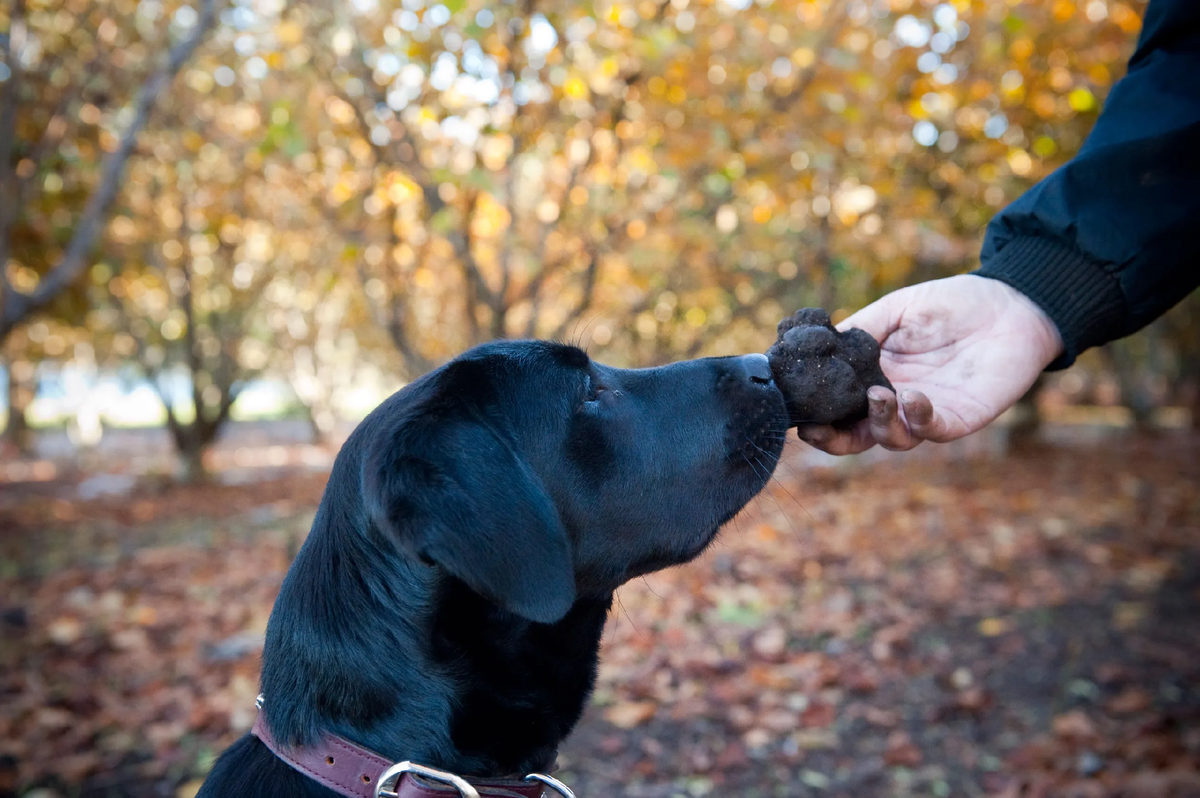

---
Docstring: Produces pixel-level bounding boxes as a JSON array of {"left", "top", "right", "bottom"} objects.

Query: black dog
[{"left": 199, "top": 341, "right": 787, "bottom": 796}]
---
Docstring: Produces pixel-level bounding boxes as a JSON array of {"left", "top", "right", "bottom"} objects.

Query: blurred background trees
[{"left": 1, "top": 0, "right": 1194, "bottom": 478}]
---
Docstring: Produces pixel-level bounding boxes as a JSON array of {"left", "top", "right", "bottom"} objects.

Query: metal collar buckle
[
  {"left": 524, "top": 772, "right": 576, "bottom": 798},
  {"left": 375, "top": 761, "right": 481, "bottom": 798},
  {"left": 374, "top": 761, "right": 576, "bottom": 798}
]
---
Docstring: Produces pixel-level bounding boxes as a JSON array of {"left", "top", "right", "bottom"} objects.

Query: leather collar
[{"left": 251, "top": 709, "right": 559, "bottom": 798}]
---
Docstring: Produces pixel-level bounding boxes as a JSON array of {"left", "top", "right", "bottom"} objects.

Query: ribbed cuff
[{"left": 974, "top": 235, "right": 1127, "bottom": 370}]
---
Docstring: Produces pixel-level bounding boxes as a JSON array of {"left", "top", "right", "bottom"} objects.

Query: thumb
[{"left": 834, "top": 289, "right": 906, "bottom": 343}]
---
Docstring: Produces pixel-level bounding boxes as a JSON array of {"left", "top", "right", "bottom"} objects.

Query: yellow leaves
[
  {"left": 386, "top": 173, "right": 420, "bottom": 204},
  {"left": 627, "top": 146, "right": 657, "bottom": 174},
  {"left": 324, "top": 96, "right": 357, "bottom": 126},
  {"left": 1049, "top": 67, "right": 1073, "bottom": 92},
  {"left": 1110, "top": 2, "right": 1143, "bottom": 34},
  {"left": 8, "top": 263, "right": 40, "bottom": 292},
  {"left": 1088, "top": 63, "right": 1111, "bottom": 86},
  {"left": 616, "top": 119, "right": 646, "bottom": 141},
  {"left": 348, "top": 138, "right": 373, "bottom": 163},
  {"left": 1007, "top": 149, "right": 1033, "bottom": 176},
  {"left": 563, "top": 76, "right": 589, "bottom": 100},
  {"left": 626, "top": 219, "right": 647, "bottom": 240},
  {"left": 1052, "top": 0, "right": 1076, "bottom": 22},
  {"left": 1031, "top": 91, "right": 1058, "bottom": 119},
  {"left": 230, "top": 105, "right": 261, "bottom": 134},
  {"left": 393, "top": 243, "right": 416, "bottom": 267},
  {"left": 160, "top": 313, "right": 185, "bottom": 341},
  {"left": 276, "top": 20, "right": 304, "bottom": 45},
  {"left": 1069, "top": 87, "right": 1096, "bottom": 112},
  {"left": 1009, "top": 38, "right": 1034, "bottom": 61},
  {"left": 413, "top": 268, "right": 436, "bottom": 289},
  {"left": 536, "top": 199, "right": 561, "bottom": 223},
  {"left": 469, "top": 193, "right": 511, "bottom": 238},
  {"left": 186, "top": 69, "right": 214, "bottom": 93},
  {"left": 109, "top": 216, "right": 139, "bottom": 244},
  {"left": 328, "top": 178, "right": 356, "bottom": 206},
  {"left": 183, "top": 130, "right": 205, "bottom": 153},
  {"left": 1032, "top": 136, "right": 1057, "bottom": 158},
  {"left": 479, "top": 135, "right": 513, "bottom": 171},
  {"left": 832, "top": 183, "right": 877, "bottom": 226},
  {"left": 791, "top": 47, "right": 815, "bottom": 69}
]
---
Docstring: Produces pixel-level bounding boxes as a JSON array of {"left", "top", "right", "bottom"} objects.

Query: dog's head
[{"left": 363, "top": 341, "right": 787, "bottom": 624}]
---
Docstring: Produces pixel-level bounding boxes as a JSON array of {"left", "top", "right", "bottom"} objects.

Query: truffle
[{"left": 767, "top": 308, "right": 893, "bottom": 428}]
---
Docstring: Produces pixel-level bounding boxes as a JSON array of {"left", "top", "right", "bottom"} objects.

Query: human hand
[{"left": 796, "top": 275, "right": 1064, "bottom": 454}]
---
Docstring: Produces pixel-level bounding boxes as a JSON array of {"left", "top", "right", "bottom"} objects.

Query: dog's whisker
[
  {"left": 614, "top": 590, "right": 646, "bottom": 643},
  {"left": 746, "top": 438, "right": 813, "bottom": 528}
]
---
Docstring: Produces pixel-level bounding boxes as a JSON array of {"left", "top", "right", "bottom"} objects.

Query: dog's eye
[{"left": 583, "top": 375, "right": 607, "bottom": 403}]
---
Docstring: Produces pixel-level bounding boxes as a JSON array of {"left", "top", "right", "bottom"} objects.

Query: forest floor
[{"left": 1, "top": 429, "right": 1198, "bottom": 798}]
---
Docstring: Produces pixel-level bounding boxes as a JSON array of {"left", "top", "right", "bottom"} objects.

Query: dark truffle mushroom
[{"left": 766, "top": 308, "right": 893, "bottom": 428}]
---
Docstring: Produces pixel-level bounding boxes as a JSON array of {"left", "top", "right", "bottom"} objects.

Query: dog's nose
[{"left": 730, "top": 353, "right": 774, "bottom": 388}]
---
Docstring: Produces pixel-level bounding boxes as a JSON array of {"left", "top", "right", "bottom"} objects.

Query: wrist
[
  {"left": 971, "top": 275, "right": 1065, "bottom": 371},
  {"left": 974, "top": 235, "right": 1125, "bottom": 369}
]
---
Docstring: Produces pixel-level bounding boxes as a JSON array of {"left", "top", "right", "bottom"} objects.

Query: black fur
[{"left": 199, "top": 341, "right": 787, "bottom": 796}]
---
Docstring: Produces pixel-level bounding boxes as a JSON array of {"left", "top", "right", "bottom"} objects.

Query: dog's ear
[{"left": 364, "top": 415, "right": 576, "bottom": 624}]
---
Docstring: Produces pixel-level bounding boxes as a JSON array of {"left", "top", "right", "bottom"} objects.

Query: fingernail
[{"left": 900, "top": 390, "right": 918, "bottom": 406}]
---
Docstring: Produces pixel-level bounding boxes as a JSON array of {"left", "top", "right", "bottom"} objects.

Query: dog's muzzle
[{"left": 252, "top": 695, "right": 574, "bottom": 798}]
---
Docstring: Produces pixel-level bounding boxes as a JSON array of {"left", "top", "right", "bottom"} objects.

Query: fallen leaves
[
  {"left": 1053, "top": 710, "right": 1098, "bottom": 740},
  {"left": 2, "top": 435, "right": 1199, "bottom": 795},
  {"left": 604, "top": 701, "right": 658, "bottom": 729}
]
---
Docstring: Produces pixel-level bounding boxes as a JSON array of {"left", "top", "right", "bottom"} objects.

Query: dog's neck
[{"left": 259, "top": 497, "right": 610, "bottom": 778}]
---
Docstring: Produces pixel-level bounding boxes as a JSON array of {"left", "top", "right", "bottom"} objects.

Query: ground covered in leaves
[{"left": 1, "top": 433, "right": 1198, "bottom": 798}]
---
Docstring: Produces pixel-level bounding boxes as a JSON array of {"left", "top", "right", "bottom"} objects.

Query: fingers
[
  {"left": 866, "top": 387, "right": 919, "bottom": 451},
  {"left": 898, "top": 389, "right": 951, "bottom": 442},
  {"left": 797, "top": 387, "right": 956, "bottom": 455},
  {"left": 795, "top": 420, "right": 877, "bottom": 456},
  {"left": 866, "top": 387, "right": 953, "bottom": 449},
  {"left": 864, "top": 386, "right": 959, "bottom": 450},
  {"left": 834, "top": 289, "right": 906, "bottom": 342}
]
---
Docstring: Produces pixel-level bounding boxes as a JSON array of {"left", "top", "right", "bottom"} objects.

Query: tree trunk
[
  {"left": 301, "top": 398, "right": 337, "bottom": 448},
  {"left": 1008, "top": 374, "right": 1044, "bottom": 449},
  {"left": 3, "top": 359, "right": 35, "bottom": 455},
  {"left": 1107, "top": 341, "right": 1156, "bottom": 432},
  {"left": 167, "top": 416, "right": 219, "bottom": 484},
  {"left": 177, "top": 444, "right": 208, "bottom": 484}
]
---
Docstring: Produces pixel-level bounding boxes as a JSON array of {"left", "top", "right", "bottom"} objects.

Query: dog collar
[{"left": 252, "top": 695, "right": 574, "bottom": 798}]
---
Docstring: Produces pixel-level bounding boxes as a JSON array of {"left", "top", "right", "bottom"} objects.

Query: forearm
[{"left": 977, "top": 0, "right": 1200, "bottom": 368}]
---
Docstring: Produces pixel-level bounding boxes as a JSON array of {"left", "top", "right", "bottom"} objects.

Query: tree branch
[
  {"left": 0, "top": 0, "right": 27, "bottom": 311},
  {"left": 0, "top": 0, "right": 219, "bottom": 344}
]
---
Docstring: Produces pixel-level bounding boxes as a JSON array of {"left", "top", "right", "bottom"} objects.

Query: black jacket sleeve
[{"left": 975, "top": 0, "right": 1200, "bottom": 369}]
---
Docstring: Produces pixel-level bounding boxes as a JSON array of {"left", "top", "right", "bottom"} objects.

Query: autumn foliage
[{"left": 2, "top": 0, "right": 1200, "bottom": 795}]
